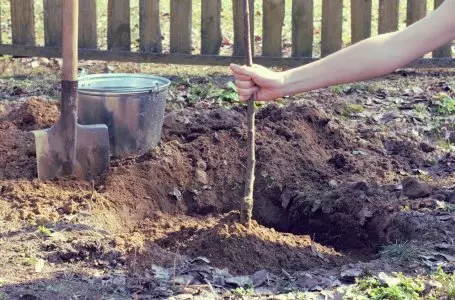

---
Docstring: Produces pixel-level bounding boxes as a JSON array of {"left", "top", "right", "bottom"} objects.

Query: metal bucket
[{"left": 77, "top": 73, "right": 170, "bottom": 157}]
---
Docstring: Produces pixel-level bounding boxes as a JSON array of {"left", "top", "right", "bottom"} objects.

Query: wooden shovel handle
[{"left": 62, "top": 0, "right": 79, "bottom": 81}]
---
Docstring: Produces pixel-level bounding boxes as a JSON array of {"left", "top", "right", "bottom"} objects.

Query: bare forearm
[
  {"left": 281, "top": 0, "right": 455, "bottom": 96},
  {"left": 282, "top": 33, "right": 411, "bottom": 94}
]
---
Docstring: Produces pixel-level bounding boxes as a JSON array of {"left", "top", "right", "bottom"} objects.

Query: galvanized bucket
[{"left": 77, "top": 73, "right": 170, "bottom": 157}]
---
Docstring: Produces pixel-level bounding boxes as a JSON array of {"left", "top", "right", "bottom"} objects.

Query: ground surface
[{"left": 0, "top": 58, "right": 454, "bottom": 299}]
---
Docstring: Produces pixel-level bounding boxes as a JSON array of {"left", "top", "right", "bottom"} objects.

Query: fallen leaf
[
  {"left": 378, "top": 272, "right": 400, "bottom": 287},
  {"left": 34, "top": 259, "right": 45, "bottom": 273},
  {"left": 340, "top": 268, "right": 363, "bottom": 283},
  {"left": 225, "top": 276, "right": 253, "bottom": 288},
  {"left": 311, "top": 240, "right": 329, "bottom": 262},
  {"left": 169, "top": 188, "right": 183, "bottom": 202},
  {"left": 252, "top": 269, "right": 269, "bottom": 287},
  {"left": 152, "top": 265, "right": 171, "bottom": 281},
  {"left": 434, "top": 252, "right": 455, "bottom": 262},
  {"left": 191, "top": 256, "right": 210, "bottom": 264},
  {"left": 174, "top": 275, "right": 195, "bottom": 286},
  {"left": 358, "top": 207, "right": 374, "bottom": 226},
  {"left": 280, "top": 188, "right": 295, "bottom": 210},
  {"left": 296, "top": 274, "right": 319, "bottom": 290}
]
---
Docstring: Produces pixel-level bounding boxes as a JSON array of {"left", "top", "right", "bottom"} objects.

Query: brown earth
[{"left": 0, "top": 95, "right": 454, "bottom": 298}]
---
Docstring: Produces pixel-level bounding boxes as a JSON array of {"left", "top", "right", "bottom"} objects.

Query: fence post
[
  {"left": 433, "top": 0, "right": 452, "bottom": 58},
  {"left": 140, "top": 0, "right": 162, "bottom": 53},
  {"left": 378, "top": 0, "right": 399, "bottom": 34},
  {"left": 292, "top": 0, "right": 313, "bottom": 57},
  {"left": 262, "top": 0, "right": 285, "bottom": 57},
  {"left": 11, "top": 0, "right": 35, "bottom": 45},
  {"left": 43, "top": 0, "right": 63, "bottom": 47},
  {"left": 79, "top": 0, "right": 97, "bottom": 49},
  {"left": 170, "top": 0, "right": 193, "bottom": 54},
  {"left": 351, "top": 0, "right": 372, "bottom": 44},
  {"left": 232, "top": 0, "right": 255, "bottom": 56},
  {"left": 321, "top": 0, "right": 343, "bottom": 57},
  {"left": 108, "top": 0, "right": 131, "bottom": 51},
  {"left": 201, "top": 0, "right": 222, "bottom": 55}
]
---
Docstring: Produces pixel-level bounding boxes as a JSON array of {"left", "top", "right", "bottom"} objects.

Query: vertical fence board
[
  {"left": 79, "top": 0, "right": 97, "bottom": 49},
  {"left": 108, "top": 0, "right": 131, "bottom": 51},
  {"left": 378, "top": 0, "right": 399, "bottom": 34},
  {"left": 0, "top": 1, "right": 2, "bottom": 44},
  {"left": 407, "top": 0, "right": 426, "bottom": 26},
  {"left": 263, "top": 0, "right": 285, "bottom": 56},
  {"left": 232, "top": 0, "right": 255, "bottom": 56},
  {"left": 321, "top": 0, "right": 343, "bottom": 57},
  {"left": 351, "top": 0, "right": 372, "bottom": 44},
  {"left": 43, "top": 0, "right": 62, "bottom": 46},
  {"left": 292, "top": 0, "right": 313, "bottom": 57},
  {"left": 433, "top": 0, "right": 452, "bottom": 58},
  {"left": 201, "top": 0, "right": 222, "bottom": 55},
  {"left": 170, "top": 0, "right": 192, "bottom": 54},
  {"left": 11, "top": 0, "right": 35, "bottom": 45},
  {"left": 140, "top": 0, "right": 162, "bottom": 53}
]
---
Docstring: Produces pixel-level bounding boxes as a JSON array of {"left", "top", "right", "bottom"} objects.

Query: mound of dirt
[
  {"left": 5, "top": 97, "right": 60, "bottom": 131},
  {"left": 0, "top": 98, "right": 59, "bottom": 180},
  {"left": 143, "top": 212, "right": 344, "bottom": 275}
]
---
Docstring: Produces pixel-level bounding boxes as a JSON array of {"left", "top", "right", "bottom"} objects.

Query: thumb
[{"left": 230, "top": 63, "right": 257, "bottom": 78}]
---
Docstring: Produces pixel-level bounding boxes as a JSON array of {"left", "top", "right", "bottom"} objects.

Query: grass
[
  {"left": 0, "top": 0, "right": 445, "bottom": 58},
  {"left": 379, "top": 241, "right": 417, "bottom": 263},
  {"left": 343, "top": 103, "right": 365, "bottom": 117},
  {"left": 343, "top": 268, "right": 455, "bottom": 300},
  {"left": 37, "top": 225, "right": 52, "bottom": 237}
]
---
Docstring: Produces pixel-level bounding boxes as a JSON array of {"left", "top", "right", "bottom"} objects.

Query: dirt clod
[{"left": 402, "top": 177, "right": 432, "bottom": 199}]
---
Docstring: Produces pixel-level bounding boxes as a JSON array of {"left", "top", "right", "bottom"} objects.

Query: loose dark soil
[{"left": 0, "top": 74, "right": 454, "bottom": 298}]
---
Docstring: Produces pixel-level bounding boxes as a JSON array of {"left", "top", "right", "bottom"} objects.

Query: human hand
[{"left": 230, "top": 63, "right": 285, "bottom": 102}]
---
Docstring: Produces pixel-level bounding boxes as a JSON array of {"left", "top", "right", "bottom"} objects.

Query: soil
[{"left": 0, "top": 69, "right": 454, "bottom": 299}]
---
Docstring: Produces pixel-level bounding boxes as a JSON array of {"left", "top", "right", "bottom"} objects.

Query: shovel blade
[
  {"left": 33, "top": 124, "right": 110, "bottom": 181},
  {"left": 74, "top": 124, "right": 110, "bottom": 180}
]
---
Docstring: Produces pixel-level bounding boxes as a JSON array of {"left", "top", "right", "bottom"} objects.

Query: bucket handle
[{"left": 149, "top": 82, "right": 161, "bottom": 94}]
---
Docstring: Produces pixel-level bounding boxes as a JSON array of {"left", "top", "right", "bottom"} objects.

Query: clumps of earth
[{"left": 0, "top": 97, "right": 455, "bottom": 298}]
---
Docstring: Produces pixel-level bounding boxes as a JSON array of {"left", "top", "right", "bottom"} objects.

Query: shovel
[{"left": 33, "top": 0, "right": 110, "bottom": 181}]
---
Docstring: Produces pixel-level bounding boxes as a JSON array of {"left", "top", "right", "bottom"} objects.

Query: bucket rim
[{"left": 78, "top": 73, "right": 171, "bottom": 95}]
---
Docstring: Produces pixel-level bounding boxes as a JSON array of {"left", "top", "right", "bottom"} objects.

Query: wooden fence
[{"left": 0, "top": 0, "right": 454, "bottom": 68}]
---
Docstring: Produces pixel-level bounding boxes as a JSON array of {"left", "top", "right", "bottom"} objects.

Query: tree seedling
[{"left": 240, "top": 0, "right": 256, "bottom": 228}]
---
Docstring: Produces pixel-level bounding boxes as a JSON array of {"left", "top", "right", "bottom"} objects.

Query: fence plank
[
  {"left": 232, "top": 0, "right": 255, "bottom": 56},
  {"left": 79, "top": 0, "right": 97, "bottom": 49},
  {"left": 11, "top": 0, "right": 35, "bottom": 45},
  {"left": 140, "top": 0, "right": 162, "bottom": 53},
  {"left": 201, "top": 0, "right": 222, "bottom": 55},
  {"left": 108, "top": 0, "right": 131, "bottom": 51},
  {"left": 321, "top": 0, "right": 343, "bottom": 57},
  {"left": 407, "top": 0, "right": 426, "bottom": 26},
  {"left": 433, "top": 0, "right": 452, "bottom": 58},
  {"left": 201, "top": 0, "right": 221, "bottom": 55},
  {"left": 292, "top": 0, "right": 313, "bottom": 57},
  {"left": 378, "top": 0, "right": 399, "bottom": 34},
  {"left": 170, "top": 0, "right": 192, "bottom": 54},
  {"left": 351, "top": 0, "right": 372, "bottom": 44},
  {"left": 43, "top": 0, "right": 63, "bottom": 47},
  {"left": 0, "top": 1, "right": 2, "bottom": 44},
  {"left": 263, "top": 0, "right": 285, "bottom": 56}
]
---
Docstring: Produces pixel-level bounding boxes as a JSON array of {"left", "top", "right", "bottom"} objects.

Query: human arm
[{"left": 231, "top": 0, "right": 455, "bottom": 101}]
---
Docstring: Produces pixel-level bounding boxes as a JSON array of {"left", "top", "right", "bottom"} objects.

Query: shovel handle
[{"left": 62, "top": 0, "right": 78, "bottom": 81}]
